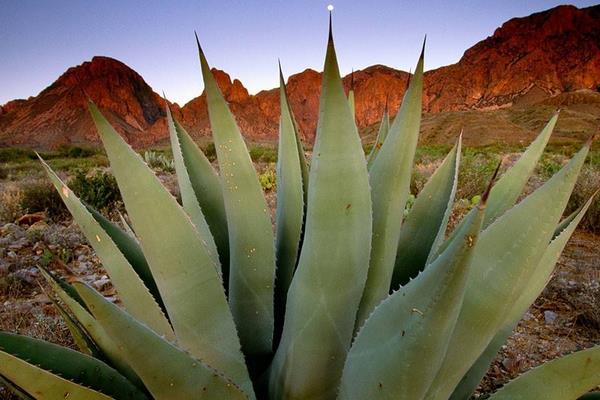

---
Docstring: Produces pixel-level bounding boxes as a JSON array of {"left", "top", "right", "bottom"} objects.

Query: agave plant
[{"left": 1, "top": 17, "right": 599, "bottom": 400}]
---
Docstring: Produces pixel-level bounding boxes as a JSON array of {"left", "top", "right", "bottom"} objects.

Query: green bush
[
  {"left": 68, "top": 170, "right": 122, "bottom": 212},
  {"left": 19, "top": 181, "right": 68, "bottom": 220},
  {"left": 203, "top": 142, "right": 217, "bottom": 161},
  {"left": 259, "top": 165, "right": 277, "bottom": 191},
  {"left": 0, "top": 148, "right": 37, "bottom": 163},
  {"left": 56, "top": 145, "right": 98, "bottom": 159},
  {"left": 250, "top": 146, "right": 278, "bottom": 163}
]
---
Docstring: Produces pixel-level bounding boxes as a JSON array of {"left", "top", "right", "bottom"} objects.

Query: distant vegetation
[{"left": 1, "top": 141, "right": 598, "bottom": 233}]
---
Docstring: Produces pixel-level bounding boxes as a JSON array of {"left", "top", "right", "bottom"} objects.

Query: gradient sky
[{"left": 1, "top": 0, "right": 598, "bottom": 106}]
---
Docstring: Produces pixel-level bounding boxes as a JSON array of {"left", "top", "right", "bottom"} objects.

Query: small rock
[
  {"left": 544, "top": 310, "right": 557, "bottom": 324},
  {"left": 92, "top": 278, "right": 111, "bottom": 291},
  {"left": 27, "top": 221, "right": 49, "bottom": 234}
]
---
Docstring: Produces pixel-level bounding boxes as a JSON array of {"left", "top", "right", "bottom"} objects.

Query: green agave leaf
[
  {"left": 430, "top": 115, "right": 558, "bottom": 263},
  {"left": 487, "top": 346, "right": 600, "bottom": 400},
  {"left": 48, "top": 293, "right": 98, "bottom": 356},
  {"left": 340, "top": 199, "right": 484, "bottom": 399},
  {"left": 450, "top": 193, "right": 597, "bottom": 400},
  {"left": 0, "top": 332, "right": 147, "bottom": 400},
  {"left": 348, "top": 90, "right": 355, "bottom": 121},
  {"left": 269, "top": 20, "right": 372, "bottom": 400},
  {"left": 39, "top": 156, "right": 173, "bottom": 340},
  {"left": 425, "top": 141, "right": 590, "bottom": 400},
  {"left": 166, "top": 104, "right": 220, "bottom": 268},
  {"left": 169, "top": 108, "right": 230, "bottom": 275},
  {"left": 483, "top": 112, "right": 558, "bottom": 227},
  {"left": 0, "top": 374, "right": 35, "bottom": 400},
  {"left": 197, "top": 35, "right": 275, "bottom": 355},
  {"left": 355, "top": 41, "right": 424, "bottom": 329},
  {"left": 74, "top": 283, "right": 250, "bottom": 400},
  {"left": 366, "top": 105, "right": 390, "bottom": 168},
  {"left": 89, "top": 102, "right": 252, "bottom": 393},
  {"left": 391, "top": 135, "right": 461, "bottom": 289},
  {"left": 579, "top": 393, "right": 600, "bottom": 399},
  {"left": 85, "top": 204, "right": 163, "bottom": 311},
  {"left": 118, "top": 211, "right": 137, "bottom": 238},
  {"left": 39, "top": 268, "right": 143, "bottom": 387},
  {"left": 274, "top": 65, "right": 305, "bottom": 342}
]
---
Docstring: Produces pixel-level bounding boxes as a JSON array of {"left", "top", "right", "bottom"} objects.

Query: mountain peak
[{"left": 1, "top": 4, "right": 599, "bottom": 148}]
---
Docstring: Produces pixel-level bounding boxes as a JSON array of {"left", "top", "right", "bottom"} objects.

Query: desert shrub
[
  {"left": 56, "top": 144, "right": 98, "bottom": 158},
  {"left": 537, "top": 154, "right": 564, "bottom": 178},
  {"left": 143, "top": 150, "right": 175, "bottom": 172},
  {"left": 250, "top": 146, "right": 278, "bottom": 163},
  {"left": 0, "top": 185, "right": 23, "bottom": 223},
  {"left": 457, "top": 148, "right": 499, "bottom": 200},
  {"left": 18, "top": 180, "right": 67, "bottom": 220},
  {"left": 68, "top": 169, "right": 122, "bottom": 212},
  {"left": 0, "top": 148, "right": 37, "bottom": 163},
  {"left": 203, "top": 142, "right": 217, "bottom": 161}
]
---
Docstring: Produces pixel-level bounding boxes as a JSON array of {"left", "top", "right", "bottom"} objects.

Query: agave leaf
[
  {"left": 0, "top": 332, "right": 148, "bottom": 400},
  {"left": 39, "top": 157, "right": 173, "bottom": 340},
  {"left": 450, "top": 193, "right": 596, "bottom": 400},
  {"left": 483, "top": 112, "right": 558, "bottom": 227},
  {"left": 48, "top": 294, "right": 98, "bottom": 356},
  {"left": 487, "top": 345, "right": 600, "bottom": 400},
  {"left": 366, "top": 106, "right": 390, "bottom": 168},
  {"left": 580, "top": 393, "right": 600, "bottom": 399},
  {"left": 430, "top": 115, "right": 559, "bottom": 263},
  {"left": 274, "top": 65, "right": 305, "bottom": 342},
  {"left": 85, "top": 204, "right": 163, "bottom": 310},
  {"left": 425, "top": 141, "right": 590, "bottom": 400},
  {"left": 0, "top": 374, "right": 35, "bottom": 400},
  {"left": 268, "top": 20, "right": 372, "bottom": 400},
  {"left": 166, "top": 105, "right": 220, "bottom": 268},
  {"left": 169, "top": 109, "right": 230, "bottom": 275},
  {"left": 355, "top": 41, "right": 424, "bottom": 328},
  {"left": 39, "top": 268, "right": 143, "bottom": 387},
  {"left": 197, "top": 35, "right": 275, "bottom": 355},
  {"left": 348, "top": 90, "right": 355, "bottom": 121},
  {"left": 74, "top": 283, "right": 250, "bottom": 400},
  {"left": 89, "top": 102, "right": 252, "bottom": 393},
  {"left": 391, "top": 135, "right": 461, "bottom": 289},
  {"left": 118, "top": 211, "right": 137, "bottom": 238},
  {"left": 340, "top": 199, "right": 484, "bottom": 399}
]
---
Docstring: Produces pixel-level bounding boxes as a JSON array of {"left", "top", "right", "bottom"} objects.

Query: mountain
[
  {"left": 0, "top": 56, "right": 175, "bottom": 148},
  {"left": 1, "top": 4, "right": 599, "bottom": 149}
]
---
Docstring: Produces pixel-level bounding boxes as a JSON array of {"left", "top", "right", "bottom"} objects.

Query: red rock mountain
[{"left": 1, "top": 4, "right": 599, "bottom": 148}]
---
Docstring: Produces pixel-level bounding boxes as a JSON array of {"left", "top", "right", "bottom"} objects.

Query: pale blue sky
[{"left": 1, "top": 1, "right": 597, "bottom": 106}]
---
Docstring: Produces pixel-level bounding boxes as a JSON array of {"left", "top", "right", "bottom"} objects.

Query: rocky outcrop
[{"left": 1, "top": 5, "right": 599, "bottom": 148}]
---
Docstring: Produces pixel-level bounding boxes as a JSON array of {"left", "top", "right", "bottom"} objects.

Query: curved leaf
[
  {"left": 75, "top": 283, "right": 250, "bottom": 400},
  {"left": 89, "top": 102, "right": 251, "bottom": 393},
  {"left": 39, "top": 157, "right": 172, "bottom": 339},
  {"left": 366, "top": 106, "right": 390, "bottom": 168},
  {"left": 40, "top": 268, "right": 143, "bottom": 387},
  {"left": 197, "top": 35, "right": 275, "bottom": 356},
  {"left": 391, "top": 135, "right": 460, "bottom": 289},
  {"left": 484, "top": 112, "right": 558, "bottom": 227},
  {"left": 0, "top": 332, "right": 147, "bottom": 400},
  {"left": 274, "top": 65, "right": 305, "bottom": 342},
  {"left": 425, "top": 141, "right": 590, "bottom": 400},
  {"left": 450, "top": 193, "right": 597, "bottom": 400},
  {"left": 340, "top": 200, "right": 484, "bottom": 399},
  {"left": 269, "top": 21, "right": 372, "bottom": 399},
  {"left": 487, "top": 346, "right": 600, "bottom": 400},
  {"left": 355, "top": 41, "right": 424, "bottom": 328},
  {"left": 166, "top": 105, "right": 220, "bottom": 268}
]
